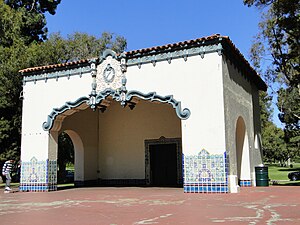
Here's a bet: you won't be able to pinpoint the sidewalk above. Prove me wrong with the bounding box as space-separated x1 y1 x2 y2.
0 186 299 224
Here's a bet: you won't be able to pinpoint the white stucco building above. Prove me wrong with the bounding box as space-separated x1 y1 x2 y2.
19 34 266 193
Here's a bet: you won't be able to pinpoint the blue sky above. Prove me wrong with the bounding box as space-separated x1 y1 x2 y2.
45 0 282 127
46 0 260 57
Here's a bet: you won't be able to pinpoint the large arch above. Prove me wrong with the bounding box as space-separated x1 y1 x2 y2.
235 116 251 187
47 93 184 187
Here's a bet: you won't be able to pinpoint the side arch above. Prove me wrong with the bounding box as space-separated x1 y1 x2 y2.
235 116 251 186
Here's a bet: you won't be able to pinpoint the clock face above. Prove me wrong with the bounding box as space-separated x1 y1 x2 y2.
103 64 115 83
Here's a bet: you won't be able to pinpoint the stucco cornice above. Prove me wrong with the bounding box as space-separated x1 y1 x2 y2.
21 65 91 84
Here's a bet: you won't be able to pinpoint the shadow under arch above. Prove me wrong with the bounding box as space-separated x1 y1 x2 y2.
235 116 251 185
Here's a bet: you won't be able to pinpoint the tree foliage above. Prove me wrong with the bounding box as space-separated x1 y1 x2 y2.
262 121 287 163
0 0 61 161
38 32 127 65
244 0 300 161
0 1 31 161
4 0 61 43
259 87 289 162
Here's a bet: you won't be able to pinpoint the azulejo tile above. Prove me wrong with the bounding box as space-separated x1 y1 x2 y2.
183 149 228 193
20 157 57 192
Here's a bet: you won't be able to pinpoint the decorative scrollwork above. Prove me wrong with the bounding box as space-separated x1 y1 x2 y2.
42 96 90 131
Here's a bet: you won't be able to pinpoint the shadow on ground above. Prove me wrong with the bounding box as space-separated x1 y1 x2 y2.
272 181 300 186
278 168 300 172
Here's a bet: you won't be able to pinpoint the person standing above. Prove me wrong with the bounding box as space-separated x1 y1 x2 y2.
2 159 15 192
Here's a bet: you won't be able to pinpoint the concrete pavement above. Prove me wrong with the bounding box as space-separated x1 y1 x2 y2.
0 186 299 224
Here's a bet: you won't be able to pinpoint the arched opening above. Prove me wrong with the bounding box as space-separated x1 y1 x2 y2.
235 117 251 187
57 132 74 183
63 130 84 185
57 130 84 186
44 88 190 189
56 97 182 187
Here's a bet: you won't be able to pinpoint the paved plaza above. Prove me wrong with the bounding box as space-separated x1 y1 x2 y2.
0 186 299 224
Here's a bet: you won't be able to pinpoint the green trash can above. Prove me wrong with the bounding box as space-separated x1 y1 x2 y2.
255 166 269 186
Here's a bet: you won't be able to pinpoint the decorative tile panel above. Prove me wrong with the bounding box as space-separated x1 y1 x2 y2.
183 149 228 193
20 157 57 192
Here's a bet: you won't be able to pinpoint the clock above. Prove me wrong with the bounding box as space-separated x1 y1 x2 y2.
103 64 115 83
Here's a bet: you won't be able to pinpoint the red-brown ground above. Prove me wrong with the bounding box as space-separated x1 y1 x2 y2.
0 186 299 224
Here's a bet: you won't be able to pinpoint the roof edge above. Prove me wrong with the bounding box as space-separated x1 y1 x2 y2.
19 34 267 91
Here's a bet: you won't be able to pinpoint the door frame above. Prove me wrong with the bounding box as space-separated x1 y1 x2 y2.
144 136 182 185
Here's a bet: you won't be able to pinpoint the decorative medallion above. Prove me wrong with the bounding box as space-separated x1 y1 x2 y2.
103 64 115 83
96 52 124 92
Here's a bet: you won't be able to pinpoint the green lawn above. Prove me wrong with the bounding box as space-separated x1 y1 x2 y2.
267 163 300 186
0 182 19 188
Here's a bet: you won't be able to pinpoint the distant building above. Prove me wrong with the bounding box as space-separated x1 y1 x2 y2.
19 34 266 193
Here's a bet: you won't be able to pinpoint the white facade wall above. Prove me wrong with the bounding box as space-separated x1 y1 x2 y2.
126 52 226 155
21 52 226 161
21 72 92 161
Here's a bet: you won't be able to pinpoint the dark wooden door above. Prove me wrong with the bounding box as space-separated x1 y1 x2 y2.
149 143 177 186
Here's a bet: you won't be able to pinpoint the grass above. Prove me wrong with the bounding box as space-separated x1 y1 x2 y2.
267 163 300 186
0 182 20 189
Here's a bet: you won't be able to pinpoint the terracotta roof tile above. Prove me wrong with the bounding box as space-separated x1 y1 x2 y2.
125 34 222 57
19 59 89 73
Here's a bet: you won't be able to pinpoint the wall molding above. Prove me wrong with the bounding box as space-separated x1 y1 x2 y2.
126 43 222 67
23 66 91 84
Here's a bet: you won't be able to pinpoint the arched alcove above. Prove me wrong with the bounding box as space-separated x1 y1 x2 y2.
235 117 251 186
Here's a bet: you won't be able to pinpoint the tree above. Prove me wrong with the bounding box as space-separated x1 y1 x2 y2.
0 0 61 162
258 87 289 163
39 32 127 65
262 121 287 163
0 1 31 161
4 0 61 43
244 0 300 160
